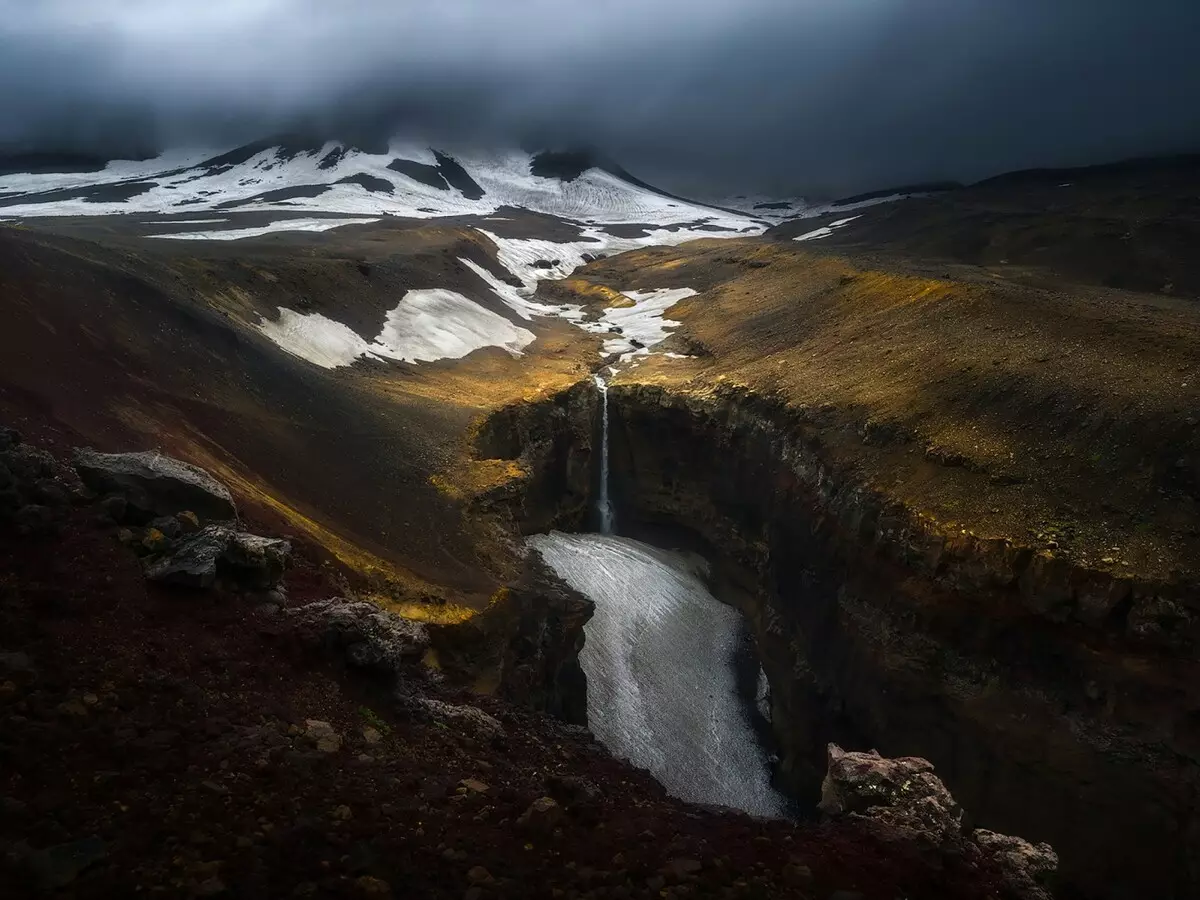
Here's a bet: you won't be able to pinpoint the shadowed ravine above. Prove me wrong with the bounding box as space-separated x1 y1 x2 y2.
528 531 790 819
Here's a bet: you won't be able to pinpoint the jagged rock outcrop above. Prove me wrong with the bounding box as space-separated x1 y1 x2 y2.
427 553 593 724
72 448 236 522
0 427 79 536
820 745 1057 900
285 598 430 676
145 524 290 589
472 380 597 534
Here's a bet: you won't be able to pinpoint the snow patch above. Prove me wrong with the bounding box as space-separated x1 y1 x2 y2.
597 288 697 362
257 289 533 370
794 214 861 242
257 309 374 369
371 289 534 364
152 217 379 241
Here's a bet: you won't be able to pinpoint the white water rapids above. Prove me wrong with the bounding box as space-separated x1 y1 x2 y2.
529 531 790 818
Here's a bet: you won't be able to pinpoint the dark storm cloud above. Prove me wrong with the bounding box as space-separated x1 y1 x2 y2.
2 0 1199 197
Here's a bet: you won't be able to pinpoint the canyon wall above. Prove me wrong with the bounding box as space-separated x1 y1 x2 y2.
605 382 1199 900
473 377 1200 898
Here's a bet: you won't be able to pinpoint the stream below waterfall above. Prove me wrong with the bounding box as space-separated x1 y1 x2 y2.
529 531 791 819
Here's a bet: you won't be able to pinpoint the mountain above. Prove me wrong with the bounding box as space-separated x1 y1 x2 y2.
0 139 762 230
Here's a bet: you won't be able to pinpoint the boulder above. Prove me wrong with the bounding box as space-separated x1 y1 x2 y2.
415 699 503 739
818 744 962 847
145 524 290 590
285 599 429 674
972 830 1059 900
72 448 235 522
819 744 1057 900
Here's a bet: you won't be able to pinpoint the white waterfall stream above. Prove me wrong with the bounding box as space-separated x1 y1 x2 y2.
593 373 615 535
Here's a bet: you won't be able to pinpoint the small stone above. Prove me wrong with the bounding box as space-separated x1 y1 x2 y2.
116 527 136 545
82 693 100 707
517 796 562 829
149 515 183 540
141 527 170 554
459 779 490 794
177 510 201 533
332 805 353 822
355 875 391 897
305 719 342 753
362 726 383 745
466 865 494 885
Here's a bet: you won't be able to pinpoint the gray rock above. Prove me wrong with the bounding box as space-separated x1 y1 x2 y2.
144 524 290 590
0 426 20 452
2 445 56 482
973 830 1059 900
416 699 503 739
820 744 1057 899
72 448 236 522
224 531 290 588
27 835 108 890
819 744 963 846
285 599 428 675
144 526 227 588
304 719 342 753
148 515 183 540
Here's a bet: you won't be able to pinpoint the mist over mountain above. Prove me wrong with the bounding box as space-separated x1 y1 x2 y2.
2 0 1199 198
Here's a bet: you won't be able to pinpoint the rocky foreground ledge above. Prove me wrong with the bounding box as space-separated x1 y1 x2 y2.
0 429 1054 898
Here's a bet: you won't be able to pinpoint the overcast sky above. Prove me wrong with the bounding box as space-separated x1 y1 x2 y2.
2 0 1198 197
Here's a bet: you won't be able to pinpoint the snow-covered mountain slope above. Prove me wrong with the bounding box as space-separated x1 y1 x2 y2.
0 140 759 233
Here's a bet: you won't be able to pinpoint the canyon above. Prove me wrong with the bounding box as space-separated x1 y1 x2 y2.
3 146 1200 898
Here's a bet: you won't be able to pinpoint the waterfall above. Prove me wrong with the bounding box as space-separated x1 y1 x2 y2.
593 372 615 535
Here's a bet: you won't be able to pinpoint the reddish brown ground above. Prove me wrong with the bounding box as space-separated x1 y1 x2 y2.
0 435 1009 899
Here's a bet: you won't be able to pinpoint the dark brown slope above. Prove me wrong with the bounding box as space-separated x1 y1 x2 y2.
0 437 1016 900
0 221 596 609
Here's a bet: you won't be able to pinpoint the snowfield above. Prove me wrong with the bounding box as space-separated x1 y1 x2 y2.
0 142 759 234
258 288 534 369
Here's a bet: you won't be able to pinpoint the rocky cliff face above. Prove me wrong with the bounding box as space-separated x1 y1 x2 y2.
429 555 594 725
472 380 599 536
599 381 1198 900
